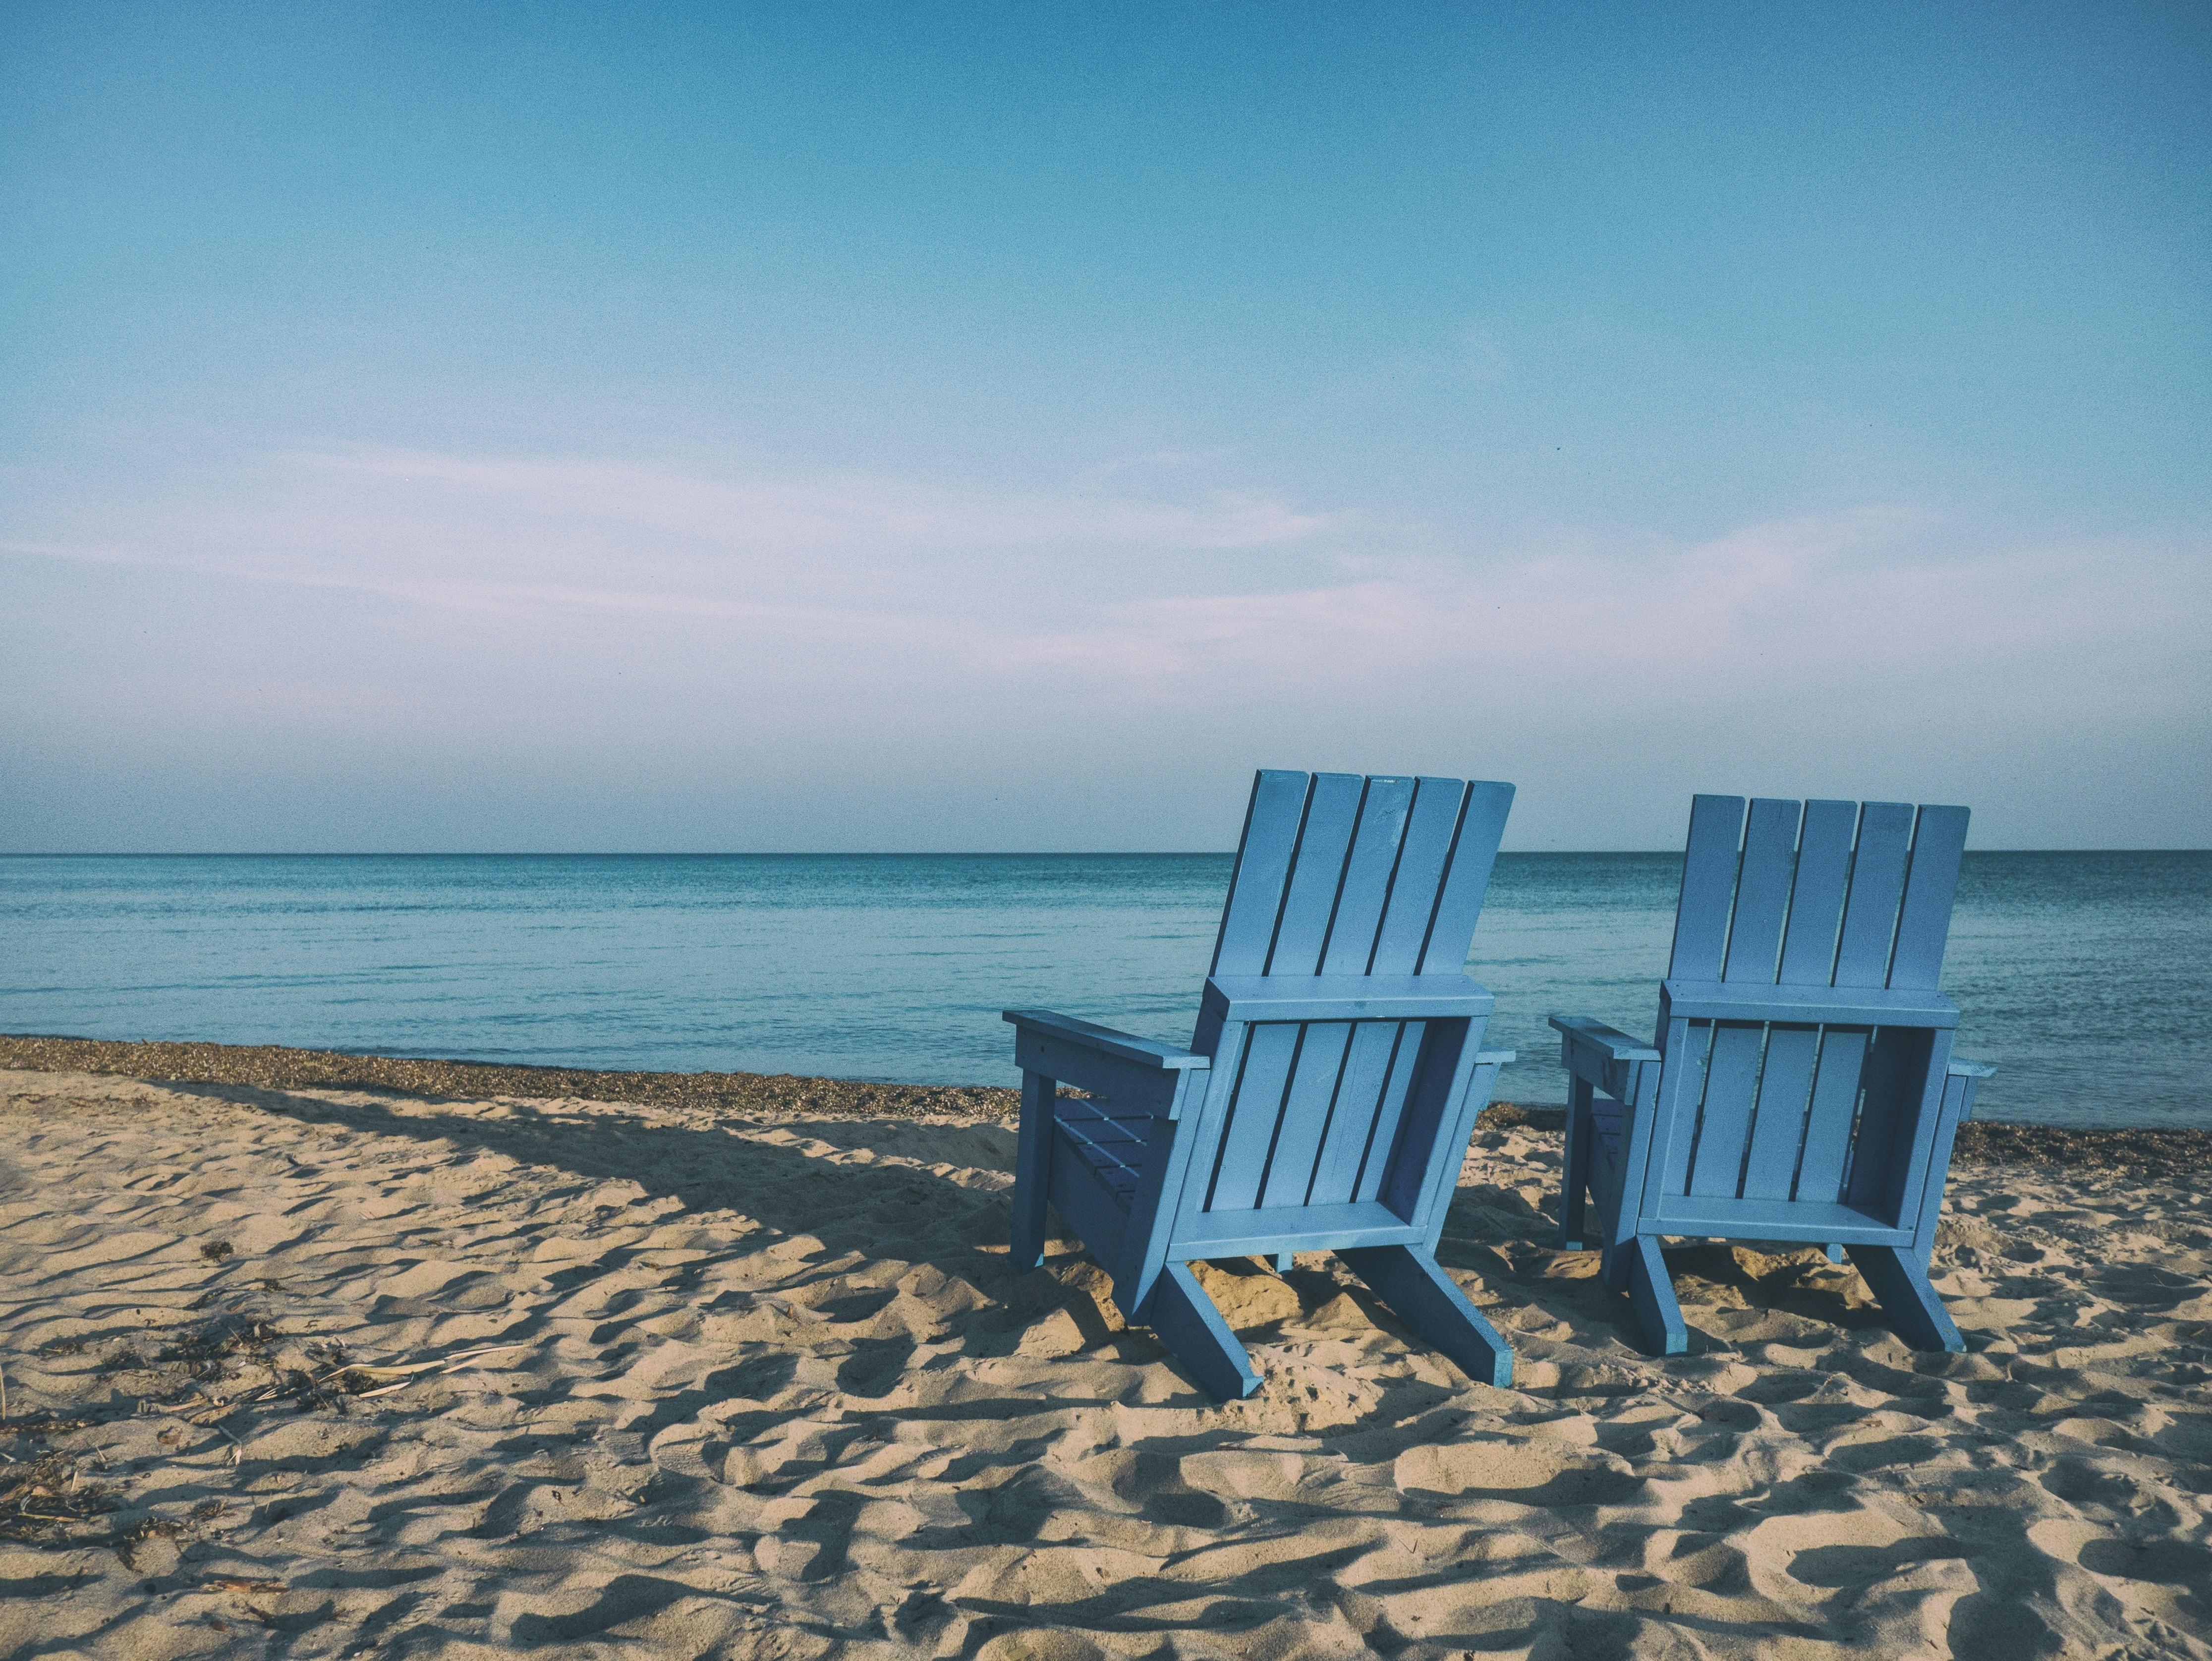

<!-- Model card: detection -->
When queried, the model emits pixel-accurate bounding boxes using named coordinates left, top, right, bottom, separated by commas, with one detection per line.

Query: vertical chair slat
left=1795, top=1026, right=1870, bottom=1202
left=1320, top=776, right=1418, bottom=975
left=1668, top=795, right=1747, bottom=981
left=1353, top=1023, right=1429, bottom=1202
left=1211, top=771, right=1313, bottom=976
left=1415, top=781, right=1515, bottom=973
left=1888, top=805, right=1969, bottom=991
left=1656, top=1018, right=1710, bottom=1194
left=1833, top=802, right=1915, bottom=986
left=1687, top=1023, right=1764, bottom=1197
left=1258, top=1022, right=1354, bottom=1208
left=1305, top=1022, right=1405, bottom=1205
left=1844, top=1026, right=1930, bottom=1215
left=1370, top=779, right=1472, bottom=973
left=1206, top=1022, right=1302, bottom=1211
left=1724, top=799, right=1802, bottom=983
left=1266, top=773, right=1366, bottom=974
left=1740, top=1024, right=1820, bottom=1200
left=1778, top=800, right=1858, bottom=984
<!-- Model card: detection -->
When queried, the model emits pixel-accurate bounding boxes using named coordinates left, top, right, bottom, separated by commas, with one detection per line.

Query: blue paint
left=0, top=850, right=2206, bottom=1129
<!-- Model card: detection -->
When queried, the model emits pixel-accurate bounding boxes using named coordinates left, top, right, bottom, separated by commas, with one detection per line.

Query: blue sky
left=3, top=1, right=2206, bottom=850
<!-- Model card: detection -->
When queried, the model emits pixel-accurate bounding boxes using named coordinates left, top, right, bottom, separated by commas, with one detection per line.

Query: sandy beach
left=2, top=1040, right=2208, bottom=1659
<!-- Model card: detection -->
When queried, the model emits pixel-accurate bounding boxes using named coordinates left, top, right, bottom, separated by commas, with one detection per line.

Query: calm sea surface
left=1, top=853, right=2205, bottom=1129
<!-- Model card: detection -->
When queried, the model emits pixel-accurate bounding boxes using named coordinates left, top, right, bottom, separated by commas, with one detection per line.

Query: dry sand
left=2, top=1050, right=2208, bottom=1659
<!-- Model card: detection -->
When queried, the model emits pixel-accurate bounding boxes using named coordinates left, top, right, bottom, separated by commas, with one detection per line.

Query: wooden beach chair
left=1550, top=795, right=1995, bottom=1356
left=1004, top=770, right=1519, bottom=1401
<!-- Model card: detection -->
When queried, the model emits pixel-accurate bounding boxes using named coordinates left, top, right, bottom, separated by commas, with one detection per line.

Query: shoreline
left=4, top=1031, right=2208, bottom=1173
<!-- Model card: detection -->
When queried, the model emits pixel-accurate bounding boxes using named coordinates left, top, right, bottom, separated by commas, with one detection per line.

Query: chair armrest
left=1003, top=1009, right=1210, bottom=1118
left=1548, top=1015, right=1659, bottom=1062
left=1003, top=1010, right=1208, bottom=1068
left=1549, top=1015, right=1659, bottom=1095
left=1474, top=1049, right=1516, bottom=1067
left=1947, top=1057, right=1995, bottom=1080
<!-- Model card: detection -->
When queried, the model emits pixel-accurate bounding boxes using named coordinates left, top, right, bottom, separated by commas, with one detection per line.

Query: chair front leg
left=1011, top=1070, right=1055, bottom=1270
left=1560, top=1078, right=1593, bottom=1251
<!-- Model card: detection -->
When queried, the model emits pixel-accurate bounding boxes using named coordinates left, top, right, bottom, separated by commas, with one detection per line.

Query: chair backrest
left=1183, top=770, right=1513, bottom=1220
left=1657, top=796, right=1969, bottom=1214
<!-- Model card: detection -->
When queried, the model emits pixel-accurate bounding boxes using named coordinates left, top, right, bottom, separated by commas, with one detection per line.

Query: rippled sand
left=2, top=1064, right=2208, bottom=1659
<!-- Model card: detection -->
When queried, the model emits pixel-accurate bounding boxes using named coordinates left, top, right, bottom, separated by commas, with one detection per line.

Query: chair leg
left=1626, top=1236, right=1688, bottom=1356
left=1269, top=1251, right=1294, bottom=1274
left=1147, top=1261, right=1261, bottom=1401
left=1846, top=1244, right=1964, bottom=1353
left=1011, top=1072, right=1053, bottom=1271
left=1339, top=1245, right=1514, bottom=1388
left=1559, top=1081, right=1592, bottom=1251
left=1824, top=1244, right=1845, bottom=1264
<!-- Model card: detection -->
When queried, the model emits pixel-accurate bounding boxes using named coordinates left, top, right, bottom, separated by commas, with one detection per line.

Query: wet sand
left=2, top=1039, right=2208, bottom=1658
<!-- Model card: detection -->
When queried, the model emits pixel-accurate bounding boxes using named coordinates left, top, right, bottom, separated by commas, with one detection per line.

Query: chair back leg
left=1146, top=1262, right=1262, bottom=1400
left=1845, top=1244, right=1965, bottom=1353
left=1339, top=1245, right=1514, bottom=1388
left=1626, top=1236, right=1689, bottom=1355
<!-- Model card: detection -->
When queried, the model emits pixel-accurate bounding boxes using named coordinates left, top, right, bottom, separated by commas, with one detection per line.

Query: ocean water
left=1, top=852, right=2205, bottom=1129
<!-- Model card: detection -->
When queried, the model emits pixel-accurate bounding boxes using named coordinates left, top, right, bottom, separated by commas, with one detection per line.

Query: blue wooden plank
left=1739, top=1024, right=1819, bottom=1200
left=1655, top=1018, right=1713, bottom=1196
left=1833, top=802, right=1915, bottom=987
left=1778, top=799, right=1858, bottom=985
left=1305, top=1021, right=1405, bottom=1205
left=1414, top=781, right=1514, bottom=973
left=1656, top=980, right=1956, bottom=1028
left=1209, top=771, right=1313, bottom=977
left=1266, top=773, right=1366, bottom=974
left=1205, top=1022, right=1303, bottom=1211
left=1369, top=778, right=1469, bottom=973
left=1843, top=1026, right=1928, bottom=1217
left=1204, top=974, right=1491, bottom=1023
left=1379, top=1021, right=1469, bottom=1221
left=1175, top=1201, right=1420, bottom=1256
left=1866, top=1026, right=1950, bottom=1220
left=1320, top=775, right=1417, bottom=974
left=1906, top=1059, right=1984, bottom=1252
left=1257, top=1021, right=1354, bottom=1208
left=1687, top=1021, right=1764, bottom=1197
left=1354, top=1020, right=1428, bottom=1202
left=1417, top=1049, right=1510, bottom=1249
left=1793, top=1026, right=1868, bottom=1203
left=1723, top=798, right=1801, bottom=984
left=1648, top=1195, right=1910, bottom=1245
left=1888, top=805, right=1969, bottom=991
left=1046, top=1143, right=1136, bottom=1271
left=1667, top=796, right=1746, bottom=980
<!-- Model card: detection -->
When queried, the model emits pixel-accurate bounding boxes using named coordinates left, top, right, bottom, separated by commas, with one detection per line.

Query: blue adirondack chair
left=1551, top=795, right=1995, bottom=1356
left=1004, top=770, right=1520, bottom=1401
